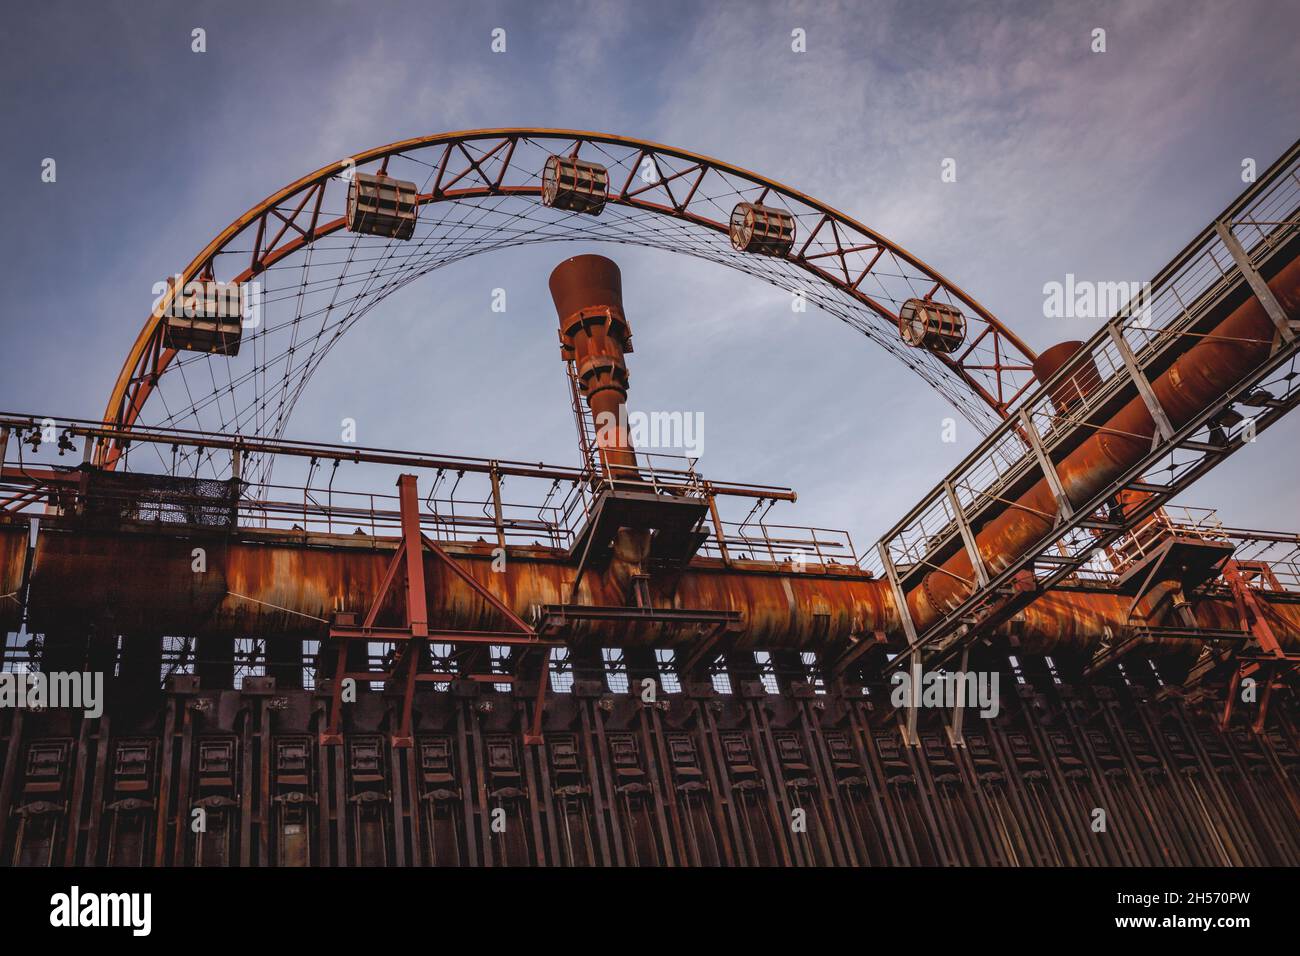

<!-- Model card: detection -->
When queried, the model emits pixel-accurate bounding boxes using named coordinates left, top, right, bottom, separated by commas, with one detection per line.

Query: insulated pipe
left=550, top=254, right=639, bottom=481
left=908, top=255, right=1300, bottom=631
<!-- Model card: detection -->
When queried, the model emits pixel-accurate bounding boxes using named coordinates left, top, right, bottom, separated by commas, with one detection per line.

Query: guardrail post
left=229, top=444, right=243, bottom=528
left=1107, top=324, right=1175, bottom=444
left=877, top=541, right=922, bottom=747
left=943, top=479, right=989, bottom=589
left=707, top=493, right=732, bottom=567
left=1018, top=409, right=1074, bottom=525
left=1215, top=221, right=1296, bottom=347
left=489, top=464, right=506, bottom=551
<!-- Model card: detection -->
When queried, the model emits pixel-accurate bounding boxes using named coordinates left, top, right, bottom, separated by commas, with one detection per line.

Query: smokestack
left=550, top=254, right=639, bottom=480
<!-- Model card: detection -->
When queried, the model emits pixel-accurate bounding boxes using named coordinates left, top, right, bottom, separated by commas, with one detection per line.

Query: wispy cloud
left=1, top=0, right=1297, bottom=543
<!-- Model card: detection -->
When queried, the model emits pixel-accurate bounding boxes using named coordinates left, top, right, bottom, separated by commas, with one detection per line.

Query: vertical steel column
left=576, top=695, right=619, bottom=865
left=587, top=698, right=629, bottom=865
left=0, top=709, right=24, bottom=864
left=795, top=697, right=857, bottom=865
left=257, top=696, right=272, bottom=865
left=172, top=700, right=198, bottom=866
left=454, top=701, right=481, bottom=866
left=843, top=702, right=910, bottom=864
left=516, top=706, right=548, bottom=865
left=331, top=739, right=347, bottom=865
left=530, top=722, right=561, bottom=865
left=690, top=692, right=743, bottom=865
left=636, top=701, right=679, bottom=867
left=62, top=716, right=93, bottom=866
left=1057, top=691, right=1146, bottom=865
left=238, top=703, right=254, bottom=866
left=151, top=693, right=179, bottom=867
left=313, top=713, right=333, bottom=866
left=81, top=713, right=112, bottom=866
left=389, top=738, right=410, bottom=867
left=1170, top=702, right=1267, bottom=866
left=1133, top=705, right=1235, bottom=865
left=878, top=542, right=922, bottom=747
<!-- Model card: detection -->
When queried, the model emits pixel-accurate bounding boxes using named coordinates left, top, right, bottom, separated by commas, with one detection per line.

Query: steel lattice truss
left=101, top=130, right=1037, bottom=486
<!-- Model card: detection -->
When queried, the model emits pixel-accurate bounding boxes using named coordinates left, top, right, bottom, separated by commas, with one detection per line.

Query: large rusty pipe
left=550, top=254, right=639, bottom=480
left=907, top=254, right=1300, bottom=631
left=6, top=523, right=1299, bottom=658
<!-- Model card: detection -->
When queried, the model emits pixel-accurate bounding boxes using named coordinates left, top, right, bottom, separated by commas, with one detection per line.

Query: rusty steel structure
left=96, top=128, right=1041, bottom=486
left=1, top=132, right=1299, bottom=867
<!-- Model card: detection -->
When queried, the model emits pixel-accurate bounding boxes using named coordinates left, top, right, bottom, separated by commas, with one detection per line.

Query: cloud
left=1, top=0, right=1296, bottom=544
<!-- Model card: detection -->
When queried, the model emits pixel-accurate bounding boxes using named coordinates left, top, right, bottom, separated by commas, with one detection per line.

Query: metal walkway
left=874, top=139, right=1300, bottom=732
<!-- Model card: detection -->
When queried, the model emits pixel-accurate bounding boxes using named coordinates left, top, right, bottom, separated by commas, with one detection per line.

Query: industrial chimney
left=550, top=254, right=639, bottom=482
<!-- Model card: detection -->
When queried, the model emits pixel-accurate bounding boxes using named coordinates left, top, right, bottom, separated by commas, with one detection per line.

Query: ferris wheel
left=100, top=128, right=1038, bottom=486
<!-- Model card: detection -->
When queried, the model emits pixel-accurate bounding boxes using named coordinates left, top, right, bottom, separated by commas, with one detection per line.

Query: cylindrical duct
left=1032, top=340, right=1101, bottom=414
left=550, top=254, right=639, bottom=481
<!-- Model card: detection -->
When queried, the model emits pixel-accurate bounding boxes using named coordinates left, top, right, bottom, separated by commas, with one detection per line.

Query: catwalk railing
left=0, top=413, right=862, bottom=570
left=874, top=138, right=1300, bottom=676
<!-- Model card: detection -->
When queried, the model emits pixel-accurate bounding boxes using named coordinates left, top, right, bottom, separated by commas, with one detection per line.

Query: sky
left=2, top=0, right=1299, bottom=548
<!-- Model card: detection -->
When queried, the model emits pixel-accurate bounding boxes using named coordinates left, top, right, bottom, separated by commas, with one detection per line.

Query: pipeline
left=906, top=253, right=1300, bottom=634
left=5, top=521, right=1299, bottom=662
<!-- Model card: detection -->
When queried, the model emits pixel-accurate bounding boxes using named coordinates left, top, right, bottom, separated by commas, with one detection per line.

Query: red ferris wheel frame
left=98, top=128, right=1038, bottom=469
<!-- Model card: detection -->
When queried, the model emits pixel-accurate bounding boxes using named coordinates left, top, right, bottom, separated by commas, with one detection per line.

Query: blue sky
left=2, top=0, right=1299, bottom=545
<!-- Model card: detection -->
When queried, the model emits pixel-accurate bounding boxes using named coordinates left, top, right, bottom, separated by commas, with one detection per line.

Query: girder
left=98, top=129, right=1038, bottom=478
